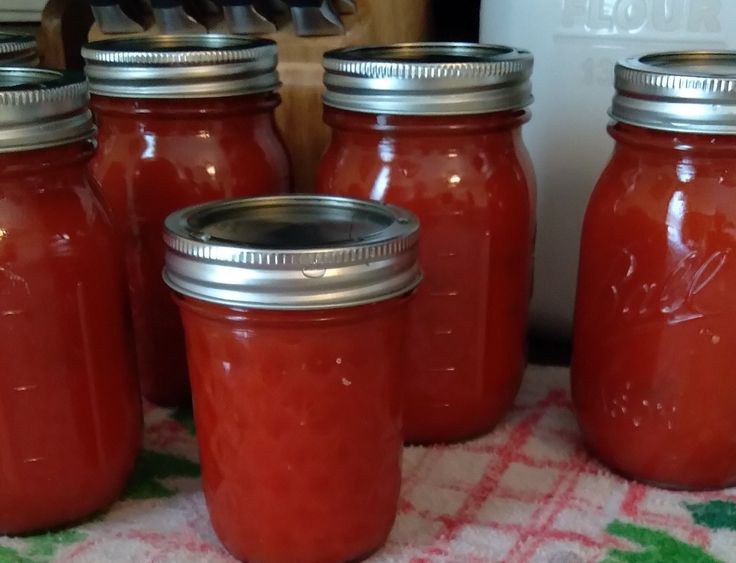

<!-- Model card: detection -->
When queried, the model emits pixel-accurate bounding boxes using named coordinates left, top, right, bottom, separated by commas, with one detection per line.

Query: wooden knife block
left=86, top=0, right=430, bottom=193
left=268, top=0, right=430, bottom=192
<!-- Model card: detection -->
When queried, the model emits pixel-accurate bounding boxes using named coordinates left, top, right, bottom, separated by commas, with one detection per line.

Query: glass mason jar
left=317, top=43, right=536, bottom=444
left=0, top=68, right=141, bottom=533
left=83, top=35, right=291, bottom=406
left=573, top=52, right=736, bottom=489
left=164, top=195, right=421, bottom=563
left=0, top=32, right=38, bottom=66
left=480, top=0, right=736, bottom=337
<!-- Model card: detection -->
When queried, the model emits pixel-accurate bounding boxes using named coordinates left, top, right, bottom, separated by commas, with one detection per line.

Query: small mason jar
left=318, top=43, right=536, bottom=444
left=0, top=32, right=37, bottom=66
left=0, top=68, right=141, bottom=533
left=573, top=51, right=736, bottom=489
left=164, top=195, right=420, bottom=563
left=83, top=35, right=291, bottom=406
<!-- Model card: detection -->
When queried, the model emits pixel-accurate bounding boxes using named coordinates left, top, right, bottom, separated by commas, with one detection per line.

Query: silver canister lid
left=82, top=34, right=279, bottom=99
left=0, top=33, right=38, bottom=66
left=0, top=67, right=95, bottom=153
left=163, top=195, right=422, bottom=310
left=612, top=51, right=736, bottom=134
left=322, top=42, right=533, bottom=115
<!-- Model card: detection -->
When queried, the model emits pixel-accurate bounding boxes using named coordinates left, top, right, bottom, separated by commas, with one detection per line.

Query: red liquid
left=318, top=108, right=535, bottom=443
left=573, top=123, right=736, bottom=489
left=89, top=94, right=291, bottom=406
left=0, top=141, right=141, bottom=533
left=175, top=295, right=409, bottom=563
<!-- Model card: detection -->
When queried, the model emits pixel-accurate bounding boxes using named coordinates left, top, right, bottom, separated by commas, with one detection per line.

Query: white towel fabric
left=2, top=364, right=735, bottom=563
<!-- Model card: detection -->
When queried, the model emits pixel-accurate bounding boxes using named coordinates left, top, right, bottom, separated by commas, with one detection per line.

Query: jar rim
left=322, top=42, right=533, bottom=116
left=82, top=34, right=280, bottom=99
left=163, top=195, right=422, bottom=310
left=0, top=67, right=95, bottom=153
left=611, top=51, right=736, bottom=135
left=0, top=32, right=38, bottom=66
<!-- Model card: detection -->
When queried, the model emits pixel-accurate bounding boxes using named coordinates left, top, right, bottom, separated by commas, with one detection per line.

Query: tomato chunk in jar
left=164, top=195, right=421, bottom=562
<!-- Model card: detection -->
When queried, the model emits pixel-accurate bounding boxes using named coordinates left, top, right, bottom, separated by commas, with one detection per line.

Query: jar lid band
left=611, top=51, right=736, bottom=135
left=163, top=195, right=422, bottom=310
left=0, top=33, right=38, bottom=66
left=0, top=68, right=95, bottom=153
left=322, top=42, right=534, bottom=116
left=82, top=35, right=279, bottom=99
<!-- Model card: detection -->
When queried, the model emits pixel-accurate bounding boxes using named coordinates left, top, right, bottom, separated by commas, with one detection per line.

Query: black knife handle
left=286, top=0, right=324, bottom=7
left=150, top=0, right=184, bottom=8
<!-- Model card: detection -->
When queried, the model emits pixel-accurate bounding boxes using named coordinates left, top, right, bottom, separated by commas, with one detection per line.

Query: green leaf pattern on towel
left=604, top=520, right=722, bottom=563
left=604, top=499, right=736, bottom=562
left=0, top=530, right=86, bottom=563
left=0, top=449, right=200, bottom=562
left=123, top=449, right=201, bottom=500
left=685, top=500, right=736, bottom=532
left=5, top=405, right=736, bottom=563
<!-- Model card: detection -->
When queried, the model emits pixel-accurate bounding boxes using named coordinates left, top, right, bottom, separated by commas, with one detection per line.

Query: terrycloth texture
left=2, top=365, right=736, bottom=563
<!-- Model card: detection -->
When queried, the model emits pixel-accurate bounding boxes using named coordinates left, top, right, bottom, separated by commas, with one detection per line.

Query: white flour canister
left=481, top=0, right=736, bottom=337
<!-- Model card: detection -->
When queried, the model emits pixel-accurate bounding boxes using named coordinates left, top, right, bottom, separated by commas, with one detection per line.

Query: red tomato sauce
left=175, top=295, right=408, bottom=563
left=0, top=141, right=141, bottom=533
left=318, top=108, right=535, bottom=443
left=88, top=94, right=291, bottom=406
left=573, top=122, right=736, bottom=489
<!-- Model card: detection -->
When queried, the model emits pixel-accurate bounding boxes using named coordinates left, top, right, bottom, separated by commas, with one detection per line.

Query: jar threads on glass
left=0, top=33, right=38, bottom=66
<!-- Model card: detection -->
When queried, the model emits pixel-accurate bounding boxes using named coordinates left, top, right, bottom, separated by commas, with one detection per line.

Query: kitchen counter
left=2, top=364, right=734, bottom=563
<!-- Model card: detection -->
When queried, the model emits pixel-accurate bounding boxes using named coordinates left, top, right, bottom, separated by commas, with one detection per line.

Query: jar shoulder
left=0, top=168, right=114, bottom=259
left=320, top=133, right=533, bottom=196
left=587, top=147, right=736, bottom=224
left=91, top=119, right=289, bottom=173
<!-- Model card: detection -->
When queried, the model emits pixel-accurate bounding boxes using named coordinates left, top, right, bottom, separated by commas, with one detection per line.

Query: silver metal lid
left=0, top=68, right=95, bottom=153
left=0, top=33, right=38, bottom=66
left=322, top=42, right=533, bottom=116
left=82, top=35, right=279, bottom=99
left=612, top=51, right=736, bottom=135
left=163, top=195, right=422, bottom=310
